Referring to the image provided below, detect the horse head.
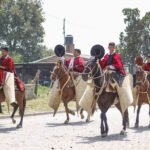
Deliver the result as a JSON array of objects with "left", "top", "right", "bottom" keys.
[
  {"left": 82, "top": 58, "right": 104, "bottom": 90},
  {"left": 50, "top": 60, "right": 67, "bottom": 81},
  {"left": 135, "top": 65, "right": 146, "bottom": 86}
]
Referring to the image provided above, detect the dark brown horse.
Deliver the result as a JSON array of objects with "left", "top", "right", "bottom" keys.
[
  {"left": 134, "top": 66, "right": 150, "bottom": 128},
  {"left": 82, "top": 59, "right": 129, "bottom": 137},
  {"left": 51, "top": 60, "right": 90, "bottom": 124},
  {"left": 0, "top": 89, "right": 26, "bottom": 128}
]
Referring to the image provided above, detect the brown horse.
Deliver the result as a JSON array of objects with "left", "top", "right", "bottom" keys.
[
  {"left": 0, "top": 89, "right": 26, "bottom": 128},
  {"left": 82, "top": 59, "right": 129, "bottom": 137},
  {"left": 51, "top": 60, "right": 90, "bottom": 124},
  {"left": 134, "top": 66, "right": 150, "bottom": 128}
]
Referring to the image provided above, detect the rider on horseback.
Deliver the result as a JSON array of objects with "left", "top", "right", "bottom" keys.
[
  {"left": 0, "top": 47, "right": 25, "bottom": 107},
  {"left": 99, "top": 42, "right": 126, "bottom": 85},
  {"left": 143, "top": 54, "right": 150, "bottom": 82},
  {"left": 65, "top": 49, "right": 85, "bottom": 77}
]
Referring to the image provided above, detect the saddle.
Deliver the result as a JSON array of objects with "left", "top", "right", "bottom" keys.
[{"left": 105, "top": 71, "right": 125, "bottom": 93}]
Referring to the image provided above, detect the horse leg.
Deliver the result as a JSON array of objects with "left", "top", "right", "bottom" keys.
[
  {"left": 100, "top": 112, "right": 107, "bottom": 137},
  {"left": 148, "top": 105, "right": 150, "bottom": 128},
  {"left": 0, "top": 103, "right": 3, "bottom": 113},
  {"left": 16, "top": 95, "right": 26, "bottom": 128},
  {"left": 135, "top": 104, "right": 141, "bottom": 128},
  {"left": 86, "top": 113, "right": 90, "bottom": 123},
  {"left": 10, "top": 104, "right": 19, "bottom": 124},
  {"left": 120, "top": 110, "right": 128, "bottom": 135},
  {"left": 68, "top": 108, "right": 75, "bottom": 116},
  {"left": 115, "top": 103, "right": 128, "bottom": 135},
  {"left": 64, "top": 102, "right": 70, "bottom": 124},
  {"left": 80, "top": 108, "right": 84, "bottom": 119},
  {"left": 103, "top": 114, "right": 109, "bottom": 136}
]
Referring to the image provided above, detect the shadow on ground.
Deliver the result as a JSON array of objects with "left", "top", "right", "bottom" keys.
[
  {"left": 130, "top": 126, "right": 150, "bottom": 133},
  {"left": 46, "top": 120, "right": 94, "bottom": 127},
  {"left": 0, "top": 127, "right": 19, "bottom": 134},
  {"left": 77, "top": 133, "right": 129, "bottom": 144}
]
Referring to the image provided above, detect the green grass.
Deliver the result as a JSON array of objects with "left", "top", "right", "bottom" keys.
[{"left": 1, "top": 85, "right": 76, "bottom": 114}]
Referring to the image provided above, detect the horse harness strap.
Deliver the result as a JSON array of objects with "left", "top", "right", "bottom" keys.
[{"left": 137, "top": 77, "right": 150, "bottom": 104}]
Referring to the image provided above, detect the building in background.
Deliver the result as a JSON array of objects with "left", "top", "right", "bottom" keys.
[{"left": 15, "top": 35, "right": 90, "bottom": 86}]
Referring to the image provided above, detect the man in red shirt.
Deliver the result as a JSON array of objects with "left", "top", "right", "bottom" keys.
[
  {"left": 143, "top": 54, "right": 150, "bottom": 81},
  {"left": 99, "top": 42, "right": 126, "bottom": 76},
  {"left": 65, "top": 49, "right": 85, "bottom": 77},
  {"left": 99, "top": 42, "right": 126, "bottom": 85},
  {"left": 0, "top": 47, "right": 25, "bottom": 106}
]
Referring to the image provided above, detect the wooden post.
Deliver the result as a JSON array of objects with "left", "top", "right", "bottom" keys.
[{"left": 33, "top": 69, "right": 41, "bottom": 95}]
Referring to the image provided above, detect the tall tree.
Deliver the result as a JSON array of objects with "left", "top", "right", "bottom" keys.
[
  {"left": 118, "top": 8, "right": 146, "bottom": 72},
  {"left": 0, "top": 0, "right": 45, "bottom": 62}
]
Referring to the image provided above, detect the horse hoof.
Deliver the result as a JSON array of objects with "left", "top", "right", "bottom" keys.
[
  {"left": 64, "top": 120, "right": 69, "bottom": 124},
  {"left": 101, "top": 133, "right": 107, "bottom": 138},
  {"left": 81, "top": 115, "right": 84, "bottom": 119},
  {"left": 134, "top": 123, "right": 139, "bottom": 128},
  {"left": 85, "top": 119, "right": 90, "bottom": 123},
  {"left": 70, "top": 111, "right": 75, "bottom": 116},
  {"left": 120, "top": 130, "right": 126, "bottom": 135},
  {"left": 16, "top": 124, "right": 22, "bottom": 128},
  {"left": 12, "top": 119, "right": 16, "bottom": 124},
  {"left": 126, "top": 123, "right": 130, "bottom": 128}
]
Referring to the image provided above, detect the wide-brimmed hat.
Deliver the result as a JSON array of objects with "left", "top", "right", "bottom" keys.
[
  {"left": 90, "top": 44, "right": 105, "bottom": 59},
  {"left": 54, "top": 45, "right": 65, "bottom": 57}
]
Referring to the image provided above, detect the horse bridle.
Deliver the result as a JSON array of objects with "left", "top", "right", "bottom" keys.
[
  {"left": 85, "top": 61, "right": 105, "bottom": 89},
  {"left": 51, "top": 66, "right": 68, "bottom": 81}
]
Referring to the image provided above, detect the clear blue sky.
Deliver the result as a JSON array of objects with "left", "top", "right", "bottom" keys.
[{"left": 42, "top": 0, "right": 150, "bottom": 54}]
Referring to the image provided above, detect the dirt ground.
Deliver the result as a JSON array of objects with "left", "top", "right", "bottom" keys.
[{"left": 0, "top": 105, "right": 150, "bottom": 150}]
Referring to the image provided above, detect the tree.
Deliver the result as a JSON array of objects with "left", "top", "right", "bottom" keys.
[
  {"left": 0, "top": 0, "right": 45, "bottom": 62},
  {"left": 118, "top": 8, "right": 150, "bottom": 72}
]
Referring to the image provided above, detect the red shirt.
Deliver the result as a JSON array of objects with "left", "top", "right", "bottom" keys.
[
  {"left": 0, "top": 55, "right": 16, "bottom": 74},
  {"left": 99, "top": 53, "right": 126, "bottom": 75},
  {"left": 143, "top": 63, "right": 150, "bottom": 71},
  {"left": 65, "top": 56, "right": 85, "bottom": 73},
  {"left": 0, "top": 55, "right": 24, "bottom": 91}
]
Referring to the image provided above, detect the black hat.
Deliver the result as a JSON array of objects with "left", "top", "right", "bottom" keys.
[
  {"left": 90, "top": 44, "right": 105, "bottom": 59},
  {"left": 54, "top": 45, "right": 65, "bottom": 57}
]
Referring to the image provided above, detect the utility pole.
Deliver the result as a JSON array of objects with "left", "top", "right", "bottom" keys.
[{"left": 63, "top": 18, "right": 66, "bottom": 46}]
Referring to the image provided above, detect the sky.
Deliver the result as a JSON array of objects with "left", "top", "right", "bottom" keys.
[{"left": 42, "top": 0, "right": 150, "bottom": 54}]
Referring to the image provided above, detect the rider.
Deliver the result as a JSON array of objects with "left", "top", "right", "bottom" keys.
[
  {"left": 99, "top": 42, "right": 126, "bottom": 75},
  {"left": 99, "top": 42, "right": 126, "bottom": 85},
  {"left": 0, "top": 47, "right": 25, "bottom": 106},
  {"left": 143, "top": 54, "right": 150, "bottom": 81},
  {"left": 65, "top": 49, "right": 85, "bottom": 77}
]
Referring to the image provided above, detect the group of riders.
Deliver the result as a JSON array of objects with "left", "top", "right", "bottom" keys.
[
  {"left": 57, "top": 42, "right": 150, "bottom": 84},
  {"left": 0, "top": 42, "right": 150, "bottom": 133}
]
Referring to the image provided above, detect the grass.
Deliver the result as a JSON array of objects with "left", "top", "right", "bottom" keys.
[{"left": 1, "top": 85, "right": 76, "bottom": 115}]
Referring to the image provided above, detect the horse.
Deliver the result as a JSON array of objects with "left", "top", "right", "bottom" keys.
[
  {"left": 0, "top": 82, "right": 26, "bottom": 128},
  {"left": 50, "top": 60, "right": 90, "bottom": 124},
  {"left": 82, "top": 59, "right": 129, "bottom": 137},
  {"left": 134, "top": 65, "right": 150, "bottom": 128}
]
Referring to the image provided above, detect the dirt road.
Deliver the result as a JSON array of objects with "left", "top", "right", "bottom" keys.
[{"left": 0, "top": 105, "right": 150, "bottom": 150}]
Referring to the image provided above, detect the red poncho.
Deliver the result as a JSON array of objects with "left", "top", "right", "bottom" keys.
[{"left": 0, "top": 55, "right": 25, "bottom": 92}]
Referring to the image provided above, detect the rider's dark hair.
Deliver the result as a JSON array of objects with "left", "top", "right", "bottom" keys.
[
  {"left": 74, "top": 49, "right": 81, "bottom": 55},
  {"left": 1, "top": 47, "right": 9, "bottom": 51}
]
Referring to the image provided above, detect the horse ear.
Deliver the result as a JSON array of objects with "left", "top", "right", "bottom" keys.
[{"left": 57, "top": 60, "right": 62, "bottom": 68}]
